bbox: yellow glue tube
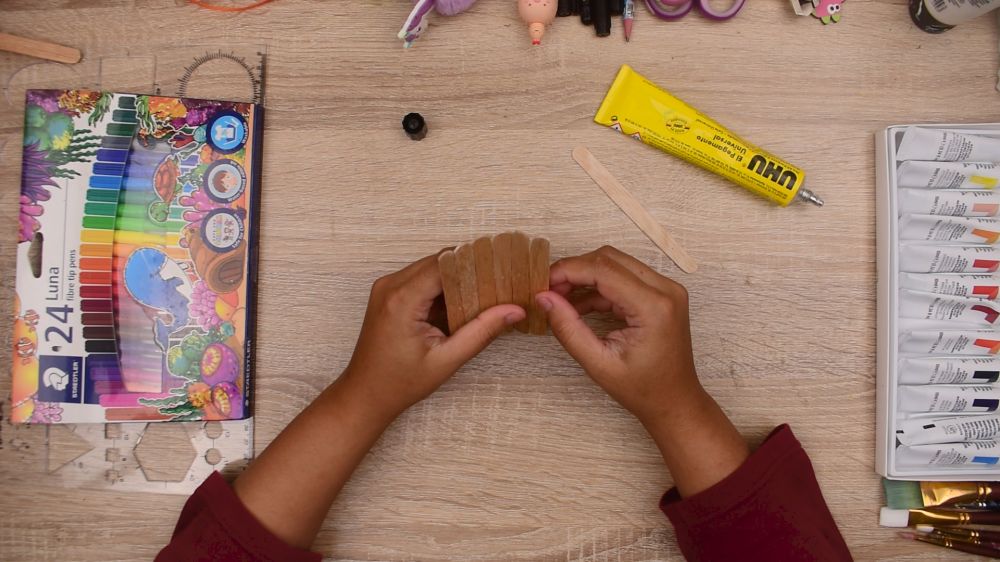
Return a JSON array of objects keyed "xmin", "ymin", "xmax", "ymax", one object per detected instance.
[{"xmin": 594, "ymin": 65, "xmax": 824, "ymax": 207}]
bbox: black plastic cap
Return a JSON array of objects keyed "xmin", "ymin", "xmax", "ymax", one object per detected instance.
[{"xmin": 402, "ymin": 112, "xmax": 427, "ymax": 141}]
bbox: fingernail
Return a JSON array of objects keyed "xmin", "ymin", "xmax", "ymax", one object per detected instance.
[
  {"xmin": 504, "ymin": 313, "xmax": 522, "ymax": 325},
  {"xmin": 536, "ymin": 296, "xmax": 553, "ymax": 311}
]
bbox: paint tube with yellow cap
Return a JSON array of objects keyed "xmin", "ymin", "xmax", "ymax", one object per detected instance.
[
  {"xmin": 594, "ymin": 65, "xmax": 823, "ymax": 207},
  {"xmin": 898, "ymin": 161, "xmax": 1000, "ymax": 190}
]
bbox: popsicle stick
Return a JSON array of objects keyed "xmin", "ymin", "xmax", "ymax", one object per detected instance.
[
  {"xmin": 572, "ymin": 146, "xmax": 697, "ymax": 273},
  {"xmin": 473, "ymin": 237, "xmax": 497, "ymax": 311},
  {"xmin": 510, "ymin": 231, "xmax": 531, "ymax": 333},
  {"xmin": 0, "ymin": 32, "xmax": 81, "ymax": 64},
  {"xmin": 493, "ymin": 232, "xmax": 514, "ymax": 306},
  {"xmin": 528, "ymin": 237, "xmax": 551, "ymax": 335},
  {"xmin": 438, "ymin": 250, "xmax": 465, "ymax": 334},
  {"xmin": 455, "ymin": 243, "xmax": 480, "ymax": 324}
]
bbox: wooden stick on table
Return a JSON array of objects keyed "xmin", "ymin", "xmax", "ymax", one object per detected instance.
[
  {"xmin": 0, "ymin": 32, "xmax": 81, "ymax": 64},
  {"xmin": 572, "ymin": 146, "xmax": 697, "ymax": 274}
]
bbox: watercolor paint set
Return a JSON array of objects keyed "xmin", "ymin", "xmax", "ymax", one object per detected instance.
[
  {"xmin": 876, "ymin": 123, "xmax": 1000, "ymax": 480},
  {"xmin": 11, "ymin": 89, "xmax": 261, "ymax": 424}
]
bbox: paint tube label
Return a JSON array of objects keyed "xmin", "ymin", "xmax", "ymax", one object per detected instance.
[
  {"xmin": 899, "ymin": 357, "xmax": 1000, "ymax": 384},
  {"xmin": 899, "ymin": 330, "xmax": 1000, "ymax": 355},
  {"xmin": 896, "ymin": 127, "xmax": 1000, "ymax": 162},
  {"xmin": 897, "ymin": 161, "xmax": 1000, "ymax": 190},
  {"xmin": 900, "ymin": 289, "xmax": 1000, "ymax": 327},
  {"xmin": 897, "ymin": 415, "xmax": 1000, "ymax": 445},
  {"xmin": 900, "ymin": 273, "xmax": 1000, "ymax": 301},
  {"xmin": 899, "ymin": 244, "xmax": 1000, "ymax": 273},
  {"xmin": 898, "ymin": 385, "xmax": 1000, "ymax": 413},
  {"xmin": 899, "ymin": 189, "xmax": 1000, "ymax": 217},
  {"xmin": 897, "ymin": 441, "xmax": 1000, "ymax": 467},
  {"xmin": 899, "ymin": 215, "xmax": 1000, "ymax": 244}
]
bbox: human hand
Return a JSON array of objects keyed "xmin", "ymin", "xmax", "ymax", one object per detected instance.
[
  {"xmin": 340, "ymin": 252, "xmax": 526, "ymax": 423},
  {"xmin": 535, "ymin": 246, "xmax": 703, "ymax": 426}
]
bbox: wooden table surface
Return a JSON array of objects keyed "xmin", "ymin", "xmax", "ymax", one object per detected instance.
[{"xmin": 1, "ymin": 1, "xmax": 998, "ymax": 560}]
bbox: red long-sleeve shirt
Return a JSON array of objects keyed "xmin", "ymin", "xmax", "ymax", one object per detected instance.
[{"xmin": 157, "ymin": 424, "xmax": 851, "ymax": 561}]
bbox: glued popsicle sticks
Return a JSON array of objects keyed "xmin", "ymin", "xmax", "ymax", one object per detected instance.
[{"xmin": 439, "ymin": 232, "xmax": 550, "ymax": 335}]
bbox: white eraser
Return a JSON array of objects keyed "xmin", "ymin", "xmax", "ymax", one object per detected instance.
[{"xmin": 880, "ymin": 507, "xmax": 910, "ymax": 528}]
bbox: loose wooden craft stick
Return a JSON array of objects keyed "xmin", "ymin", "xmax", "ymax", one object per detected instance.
[
  {"xmin": 571, "ymin": 146, "xmax": 697, "ymax": 274},
  {"xmin": 455, "ymin": 243, "xmax": 480, "ymax": 325},
  {"xmin": 0, "ymin": 32, "xmax": 81, "ymax": 64},
  {"xmin": 528, "ymin": 237, "xmax": 550, "ymax": 335},
  {"xmin": 473, "ymin": 236, "xmax": 497, "ymax": 311},
  {"xmin": 492, "ymin": 232, "xmax": 514, "ymax": 306},
  {"xmin": 438, "ymin": 250, "xmax": 465, "ymax": 334},
  {"xmin": 510, "ymin": 231, "xmax": 532, "ymax": 333}
]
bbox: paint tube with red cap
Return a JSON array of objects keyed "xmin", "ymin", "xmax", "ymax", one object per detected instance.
[
  {"xmin": 900, "ymin": 245, "xmax": 1000, "ymax": 273},
  {"xmin": 899, "ymin": 357, "xmax": 1000, "ymax": 384},
  {"xmin": 900, "ymin": 190, "xmax": 1000, "ymax": 217},
  {"xmin": 900, "ymin": 273, "xmax": 1000, "ymax": 301},
  {"xmin": 900, "ymin": 215, "xmax": 1000, "ymax": 244},
  {"xmin": 899, "ymin": 385, "xmax": 1000, "ymax": 413},
  {"xmin": 901, "ymin": 290, "xmax": 1000, "ymax": 327},
  {"xmin": 900, "ymin": 329, "xmax": 1000, "ymax": 355}
]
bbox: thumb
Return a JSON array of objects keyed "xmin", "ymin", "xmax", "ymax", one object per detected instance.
[
  {"xmin": 433, "ymin": 304, "xmax": 525, "ymax": 372},
  {"xmin": 536, "ymin": 291, "xmax": 605, "ymax": 372}
]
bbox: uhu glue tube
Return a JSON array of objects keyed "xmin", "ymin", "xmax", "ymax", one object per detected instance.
[
  {"xmin": 594, "ymin": 65, "xmax": 823, "ymax": 207},
  {"xmin": 897, "ymin": 415, "xmax": 1000, "ymax": 446},
  {"xmin": 899, "ymin": 189, "xmax": 1000, "ymax": 217},
  {"xmin": 899, "ymin": 357, "xmax": 1000, "ymax": 384}
]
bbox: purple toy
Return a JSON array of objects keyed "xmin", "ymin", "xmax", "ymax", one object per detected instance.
[{"xmin": 398, "ymin": 0, "xmax": 479, "ymax": 48}]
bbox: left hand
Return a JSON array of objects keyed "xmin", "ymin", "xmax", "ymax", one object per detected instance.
[{"xmin": 339, "ymin": 252, "xmax": 526, "ymax": 422}]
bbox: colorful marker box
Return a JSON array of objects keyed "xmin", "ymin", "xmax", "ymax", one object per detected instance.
[
  {"xmin": 876, "ymin": 123, "xmax": 1000, "ymax": 480},
  {"xmin": 11, "ymin": 90, "xmax": 262, "ymax": 424}
]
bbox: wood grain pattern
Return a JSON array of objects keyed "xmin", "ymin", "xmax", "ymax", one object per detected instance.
[
  {"xmin": 511, "ymin": 231, "xmax": 532, "ymax": 334},
  {"xmin": 473, "ymin": 236, "xmax": 497, "ymax": 310},
  {"xmin": 438, "ymin": 250, "xmax": 465, "ymax": 335},
  {"xmin": 493, "ymin": 232, "xmax": 514, "ymax": 306},
  {"xmin": 529, "ymin": 237, "xmax": 550, "ymax": 335},
  {"xmin": 0, "ymin": 1, "xmax": 998, "ymax": 560},
  {"xmin": 455, "ymin": 243, "xmax": 480, "ymax": 325},
  {"xmin": 573, "ymin": 146, "xmax": 697, "ymax": 273}
]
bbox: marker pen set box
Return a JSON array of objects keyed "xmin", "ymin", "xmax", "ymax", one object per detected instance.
[
  {"xmin": 11, "ymin": 90, "xmax": 262, "ymax": 424},
  {"xmin": 876, "ymin": 123, "xmax": 1000, "ymax": 480}
]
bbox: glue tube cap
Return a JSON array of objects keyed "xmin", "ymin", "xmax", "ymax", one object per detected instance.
[
  {"xmin": 879, "ymin": 507, "xmax": 910, "ymax": 528},
  {"xmin": 402, "ymin": 112, "xmax": 427, "ymax": 140}
]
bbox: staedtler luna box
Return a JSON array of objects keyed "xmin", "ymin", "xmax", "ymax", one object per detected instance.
[{"xmin": 11, "ymin": 90, "xmax": 261, "ymax": 424}]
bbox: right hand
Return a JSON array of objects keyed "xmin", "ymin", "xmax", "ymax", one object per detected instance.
[{"xmin": 535, "ymin": 246, "xmax": 704, "ymax": 426}]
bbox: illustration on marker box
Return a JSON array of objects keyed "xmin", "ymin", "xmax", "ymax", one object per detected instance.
[{"xmin": 11, "ymin": 89, "xmax": 261, "ymax": 424}]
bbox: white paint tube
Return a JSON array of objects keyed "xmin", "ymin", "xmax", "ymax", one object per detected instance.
[
  {"xmin": 897, "ymin": 415, "xmax": 1000, "ymax": 445},
  {"xmin": 899, "ymin": 357, "xmax": 1000, "ymax": 384},
  {"xmin": 899, "ymin": 244, "xmax": 1000, "ymax": 273},
  {"xmin": 896, "ymin": 441, "xmax": 1000, "ymax": 467},
  {"xmin": 900, "ymin": 290, "xmax": 1000, "ymax": 327},
  {"xmin": 899, "ymin": 189, "xmax": 1000, "ymax": 217},
  {"xmin": 899, "ymin": 214, "xmax": 1000, "ymax": 244},
  {"xmin": 900, "ymin": 273, "xmax": 1000, "ymax": 300},
  {"xmin": 897, "ymin": 161, "xmax": 1000, "ymax": 189},
  {"xmin": 896, "ymin": 127, "xmax": 1000, "ymax": 162},
  {"xmin": 899, "ymin": 329, "xmax": 1000, "ymax": 355},
  {"xmin": 898, "ymin": 385, "xmax": 1000, "ymax": 413}
]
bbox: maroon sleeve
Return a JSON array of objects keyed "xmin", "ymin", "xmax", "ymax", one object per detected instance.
[
  {"xmin": 156, "ymin": 472, "xmax": 322, "ymax": 562},
  {"xmin": 660, "ymin": 424, "xmax": 852, "ymax": 562}
]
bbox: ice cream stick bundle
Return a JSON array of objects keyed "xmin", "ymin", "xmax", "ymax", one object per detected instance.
[{"xmin": 439, "ymin": 232, "xmax": 550, "ymax": 335}]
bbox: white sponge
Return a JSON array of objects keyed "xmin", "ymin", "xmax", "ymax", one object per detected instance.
[{"xmin": 880, "ymin": 507, "xmax": 910, "ymax": 528}]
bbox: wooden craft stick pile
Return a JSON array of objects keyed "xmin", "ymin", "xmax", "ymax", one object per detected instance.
[{"xmin": 439, "ymin": 232, "xmax": 550, "ymax": 335}]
